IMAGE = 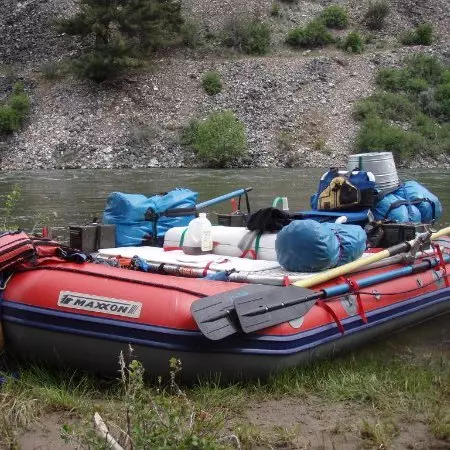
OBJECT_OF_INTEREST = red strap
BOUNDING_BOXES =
[202,260,214,277]
[202,258,229,277]
[316,300,345,334]
[283,276,291,286]
[346,277,368,323]
[240,249,257,260]
[433,244,449,288]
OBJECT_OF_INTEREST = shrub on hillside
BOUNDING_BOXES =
[222,19,271,55]
[0,82,30,134]
[364,0,390,30]
[401,23,434,46]
[182,110,248,168]
[341,31,364,53]
[355,54,450,162]
[202,71,222,95]
[58,0,184,82]
[320,5,349,29]
[180,20,203,48]
[354,92,416,122]
[405,54,443,83]
[356,117,425,160]
[286,19,333,48]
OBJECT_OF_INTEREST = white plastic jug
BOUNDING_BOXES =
[182,213,213,255]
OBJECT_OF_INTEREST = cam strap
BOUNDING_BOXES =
[316,300,345,334]
[432,243,449,288]
[346,277,368,323]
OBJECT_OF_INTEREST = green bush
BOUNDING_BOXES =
[341,31,364,53]
[356,54,450,162]
[405,53,442,84]
[401,23,433,46]
[354,92,416,121]
[356,117,425,159]
[435,83,450,121]
[364,0,390,30]
[286,19,333,48]
[182,110,248,168]
[0,82,30,134]
[320,5,349,29]
[222,19,271,55]
[202,71,222,95]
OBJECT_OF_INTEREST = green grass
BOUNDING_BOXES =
[1,340,449,448]
[355,53,450,161]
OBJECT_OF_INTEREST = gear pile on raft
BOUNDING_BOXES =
[1,152,449,381]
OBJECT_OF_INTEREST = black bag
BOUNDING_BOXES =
[246,207,291,232]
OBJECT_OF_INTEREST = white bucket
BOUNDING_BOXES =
[347,152,399,190]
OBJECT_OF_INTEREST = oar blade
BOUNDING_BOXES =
[234,285,317,334]
[191,285,270,340]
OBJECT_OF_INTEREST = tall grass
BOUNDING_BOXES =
[1,340,448,448]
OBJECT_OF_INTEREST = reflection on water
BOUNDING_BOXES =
[0,167,449,353]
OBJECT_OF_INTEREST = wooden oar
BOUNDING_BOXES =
[294,226,450,289]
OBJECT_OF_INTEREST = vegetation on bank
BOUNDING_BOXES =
[181,110,248,168]
[0,83,30,134]
[1,338,448,448]
[355,54,450,162]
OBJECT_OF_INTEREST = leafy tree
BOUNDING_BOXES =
[58,0,184,81]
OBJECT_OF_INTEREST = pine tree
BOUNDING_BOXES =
[58,0,184,82]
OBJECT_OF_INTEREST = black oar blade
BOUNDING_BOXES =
[234,285,318,334]
[191,285,272,340]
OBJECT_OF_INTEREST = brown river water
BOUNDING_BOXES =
[0,167,449,354]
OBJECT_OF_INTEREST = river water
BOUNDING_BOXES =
[0,167,449,354]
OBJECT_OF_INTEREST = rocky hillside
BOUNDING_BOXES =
[0,0,449,170]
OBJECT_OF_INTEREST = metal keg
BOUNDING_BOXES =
[347,152,399,190]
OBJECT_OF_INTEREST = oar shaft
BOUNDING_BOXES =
[244,255,449,316]
[196,188,252,210]
[295,226,450,289]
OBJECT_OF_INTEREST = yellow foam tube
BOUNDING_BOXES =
[294,226,450,289]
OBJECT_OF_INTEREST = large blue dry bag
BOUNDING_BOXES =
[275,220,366,272]
[103,189,198,247]
[372,181,441,223]
[403,181,442,223]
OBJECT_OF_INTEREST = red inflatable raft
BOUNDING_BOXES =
[1,231,449,380]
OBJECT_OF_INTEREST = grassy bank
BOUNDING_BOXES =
[1,335,449,449]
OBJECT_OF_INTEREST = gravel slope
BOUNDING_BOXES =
[0,0,449,170]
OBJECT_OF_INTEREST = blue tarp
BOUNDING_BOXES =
[275,220,366,272]
[103,189,198,247]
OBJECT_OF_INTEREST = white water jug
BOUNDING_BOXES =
[182,213,213,255]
